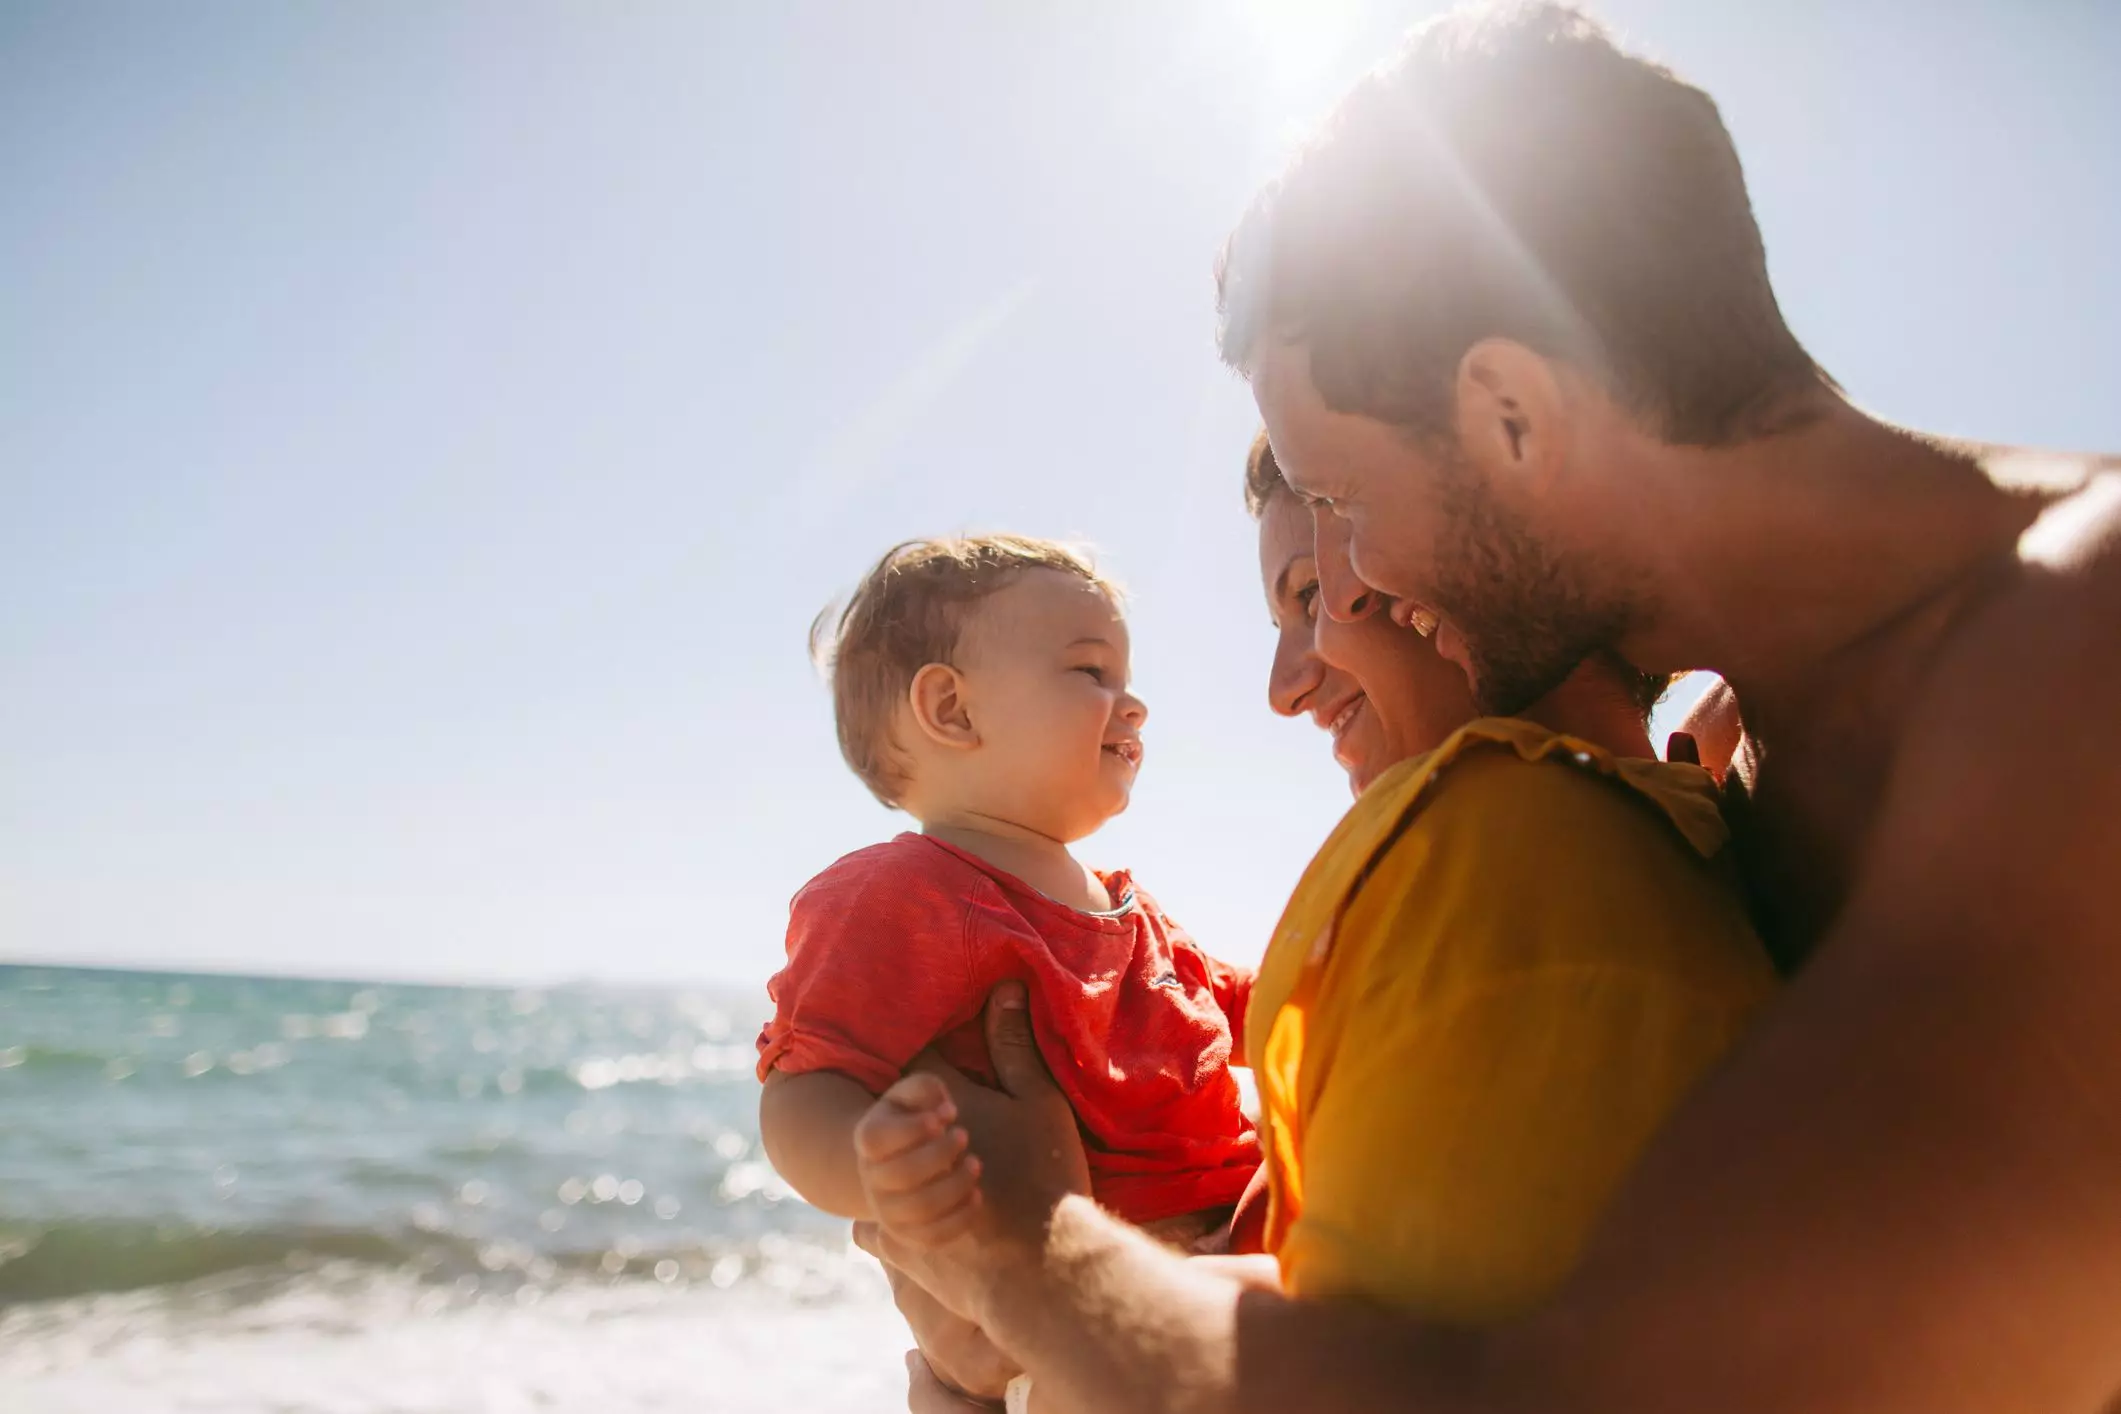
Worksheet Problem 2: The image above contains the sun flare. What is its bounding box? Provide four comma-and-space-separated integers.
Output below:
1234, 0, 1377, 89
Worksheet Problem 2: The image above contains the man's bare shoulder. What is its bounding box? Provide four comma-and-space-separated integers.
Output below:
1879, 461, 2121, 952
1966, 460, 2121, 709
2013, 461, 2121, 573
1958, 439, 2121, 497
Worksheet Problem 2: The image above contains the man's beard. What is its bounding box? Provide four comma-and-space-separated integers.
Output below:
1429, 450, 1623, 717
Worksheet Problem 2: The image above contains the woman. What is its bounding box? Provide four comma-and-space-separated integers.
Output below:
893, 435, 1776, 1407
1242, 430, 1773, 1318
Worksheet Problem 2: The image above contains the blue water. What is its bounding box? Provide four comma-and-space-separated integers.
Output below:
0, 964, 914, 1412
0, 963, 857, 1304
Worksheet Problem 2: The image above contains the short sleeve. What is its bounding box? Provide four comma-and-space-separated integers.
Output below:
1279, 748, 1775, 1321
755, 845, 986, 1094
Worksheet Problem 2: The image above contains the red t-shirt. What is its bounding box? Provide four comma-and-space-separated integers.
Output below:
757, 833, 1260, 1224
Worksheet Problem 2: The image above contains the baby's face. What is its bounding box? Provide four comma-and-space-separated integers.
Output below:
950, 570, 1147, 843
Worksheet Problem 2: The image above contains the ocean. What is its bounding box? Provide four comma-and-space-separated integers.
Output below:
0, 964, 910, 1413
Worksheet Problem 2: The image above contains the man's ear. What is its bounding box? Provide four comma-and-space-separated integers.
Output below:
1452, 339, 1570, 499
907, 663, 979, 750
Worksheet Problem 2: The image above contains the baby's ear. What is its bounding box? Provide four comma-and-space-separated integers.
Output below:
907, 663, 979, 750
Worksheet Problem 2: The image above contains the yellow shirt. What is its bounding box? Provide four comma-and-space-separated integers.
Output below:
1249, 717, 1776, 1323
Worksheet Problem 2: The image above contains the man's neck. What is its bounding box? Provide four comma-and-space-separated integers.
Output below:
1521, 659, 1656, 761
919, 814, 1110, 913
1610, 399, 2052, 741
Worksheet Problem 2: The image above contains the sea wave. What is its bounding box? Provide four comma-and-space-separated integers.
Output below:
0, 1215, 857, 1307
0, 966, 832, 1336
0, 1220, 439, 1305
0, 1043, 119, 1074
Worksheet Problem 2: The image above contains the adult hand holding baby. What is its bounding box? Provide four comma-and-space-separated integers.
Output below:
854, 981, 1091, 1326
877, 1274, 1016, 1405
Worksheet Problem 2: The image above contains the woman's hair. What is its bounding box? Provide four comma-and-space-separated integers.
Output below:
1242, 428, 1288, 519
1241, 428, 1673, 718
812, 535, 1117, 807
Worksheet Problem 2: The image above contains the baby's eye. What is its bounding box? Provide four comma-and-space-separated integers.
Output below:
1295, 583, 1321, 622
1076, 665, 1107, 683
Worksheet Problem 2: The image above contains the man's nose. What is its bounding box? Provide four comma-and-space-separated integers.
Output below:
1313, 514, 1380, 624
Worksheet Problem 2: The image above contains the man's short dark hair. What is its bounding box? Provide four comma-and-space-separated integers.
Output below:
1217, 1, 1823, 447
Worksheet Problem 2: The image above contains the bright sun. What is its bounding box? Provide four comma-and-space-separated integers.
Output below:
1234, 0, 1379, 90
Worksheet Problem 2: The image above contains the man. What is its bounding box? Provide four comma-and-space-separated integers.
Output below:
861, 4, 2121, 1411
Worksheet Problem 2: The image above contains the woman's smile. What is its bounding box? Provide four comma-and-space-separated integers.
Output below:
1323, 695, 1371, 770
1320, 694, 1365, 742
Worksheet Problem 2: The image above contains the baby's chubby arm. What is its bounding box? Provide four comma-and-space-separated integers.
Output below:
760, 1067, 980, 1225
758, 1068, 907, 1219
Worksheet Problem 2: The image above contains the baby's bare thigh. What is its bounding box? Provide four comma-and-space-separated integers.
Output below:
1142, 1205, 1237, 1254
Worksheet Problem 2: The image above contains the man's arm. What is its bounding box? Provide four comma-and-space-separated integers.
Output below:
876, 1190, 1476, 1414
889, 1244, 1290, 1414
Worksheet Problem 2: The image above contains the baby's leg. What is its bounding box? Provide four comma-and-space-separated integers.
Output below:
1141, 1205, 1238, 1254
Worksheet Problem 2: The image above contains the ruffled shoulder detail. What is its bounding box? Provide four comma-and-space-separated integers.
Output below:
1259, 719, 1727, 983
1384, 717, 1730, 859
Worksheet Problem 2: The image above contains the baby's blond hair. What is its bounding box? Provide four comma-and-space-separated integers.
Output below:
813, 535, 1118, 807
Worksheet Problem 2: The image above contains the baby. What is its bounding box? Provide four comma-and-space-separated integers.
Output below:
756, 535, 1258, 1264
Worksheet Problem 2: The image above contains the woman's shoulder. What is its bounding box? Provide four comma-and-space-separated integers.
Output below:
1406, 718, 1728, 858
1360, 717, 1729, 863
1251, 720, 1768, 1072
1314, 718, 1769, 999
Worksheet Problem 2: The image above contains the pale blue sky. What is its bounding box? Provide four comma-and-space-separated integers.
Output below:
5, 1, 2117, 986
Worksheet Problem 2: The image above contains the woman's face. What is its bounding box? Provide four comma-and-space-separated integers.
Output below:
1258, 492, 1480, 794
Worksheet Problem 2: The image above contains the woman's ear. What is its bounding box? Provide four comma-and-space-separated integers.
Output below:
907, 663, 979, 750
1452, 339, 1570, 499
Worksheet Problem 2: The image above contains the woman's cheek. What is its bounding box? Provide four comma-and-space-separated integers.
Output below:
1347, 711, 1392, 787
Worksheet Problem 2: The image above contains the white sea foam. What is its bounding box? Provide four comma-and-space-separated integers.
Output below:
0, 1262, 913, 1414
